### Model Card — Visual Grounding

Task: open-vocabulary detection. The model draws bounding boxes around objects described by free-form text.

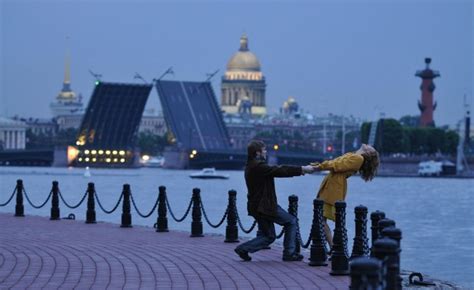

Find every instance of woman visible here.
[312,144,380,249]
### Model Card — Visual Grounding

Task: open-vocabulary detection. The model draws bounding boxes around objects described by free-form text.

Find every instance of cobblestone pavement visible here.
[0,213,349,289]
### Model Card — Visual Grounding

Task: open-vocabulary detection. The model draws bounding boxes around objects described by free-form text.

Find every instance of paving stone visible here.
[0,213,349,289]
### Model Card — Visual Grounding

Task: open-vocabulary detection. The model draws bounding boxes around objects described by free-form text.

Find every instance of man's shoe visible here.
[282,253,304,261]
[234,248,252,261]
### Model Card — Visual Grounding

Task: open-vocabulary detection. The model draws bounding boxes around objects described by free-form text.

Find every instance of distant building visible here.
[139,109,167,136]
[0,117,27,150]
[416,58,440,127]
[56,114,83,131]
[281,97,299,115]
[221,34,266,116]
[14,117,57,135]
[50,49,84,119]
[224,106,362,154]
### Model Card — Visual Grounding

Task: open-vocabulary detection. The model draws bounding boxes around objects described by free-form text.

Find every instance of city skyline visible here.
[1,0,472,127]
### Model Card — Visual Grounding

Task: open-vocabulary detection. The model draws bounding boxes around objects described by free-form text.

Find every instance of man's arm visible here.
[255,162,303,178]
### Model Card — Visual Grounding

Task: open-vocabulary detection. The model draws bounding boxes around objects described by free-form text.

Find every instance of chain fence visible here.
[95,191,123,214]
[59,190,88,209]
[234,206,257,234]
[166,196,193,222]
[201,201,228,228]
[0,187,17,207]
[130,192,159,218]
[23,188,52,209]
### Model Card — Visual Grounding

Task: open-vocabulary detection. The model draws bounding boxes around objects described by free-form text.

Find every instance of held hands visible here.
[301,165,315,174]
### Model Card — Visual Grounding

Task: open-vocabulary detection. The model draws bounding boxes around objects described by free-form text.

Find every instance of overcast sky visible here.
[1,0,472,126]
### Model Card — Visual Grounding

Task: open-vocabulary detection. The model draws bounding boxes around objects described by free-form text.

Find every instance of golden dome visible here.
[227,34,261,72]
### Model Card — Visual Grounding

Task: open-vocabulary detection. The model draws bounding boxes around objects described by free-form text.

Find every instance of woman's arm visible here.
[317,154,364,173]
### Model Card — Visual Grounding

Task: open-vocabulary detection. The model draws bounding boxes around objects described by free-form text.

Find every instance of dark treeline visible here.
[361,118,460,155]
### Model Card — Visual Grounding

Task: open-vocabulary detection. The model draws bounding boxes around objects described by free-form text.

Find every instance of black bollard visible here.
[378,218,395,238]
[85,183,96,224]
[225,190,239,243]
[191,188,204,237]
[370,210,385,253]
[372,237,400,290]
[50,181,60,220]
[309,198,328,266]
[156,186,169,232]
[350,257,383,290]
[121,184,132,228]
[330,201,350,275]
[350,205,369,259]
[15,179,24,217]
[382,227,403,289]
[288,195,300,254]
[381,227,402,247]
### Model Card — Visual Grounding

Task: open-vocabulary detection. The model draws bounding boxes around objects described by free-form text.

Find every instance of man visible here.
[234,140,315,261]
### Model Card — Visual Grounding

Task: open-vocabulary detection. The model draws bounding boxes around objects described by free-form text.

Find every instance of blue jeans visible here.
[236,205,297,256]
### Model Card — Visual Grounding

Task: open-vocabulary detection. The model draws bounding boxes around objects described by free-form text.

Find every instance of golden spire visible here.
[64,36,71,84]
[239,33,249,51]
[57,36,75,100]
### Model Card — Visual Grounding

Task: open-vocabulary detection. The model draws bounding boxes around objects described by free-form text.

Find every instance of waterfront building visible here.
[224,98,362,154]
[0,117,27,150]
[138,109,167,136]
[18,117,57,136]
[221,34,266,116]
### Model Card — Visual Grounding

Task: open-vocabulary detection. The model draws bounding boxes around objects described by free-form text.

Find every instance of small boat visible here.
[189,168,230,179]
[140,156,165,168]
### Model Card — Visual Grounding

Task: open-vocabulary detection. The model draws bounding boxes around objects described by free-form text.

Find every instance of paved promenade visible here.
[0,213,349,289]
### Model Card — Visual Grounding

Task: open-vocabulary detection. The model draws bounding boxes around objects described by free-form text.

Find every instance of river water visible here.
[0,166,473,288]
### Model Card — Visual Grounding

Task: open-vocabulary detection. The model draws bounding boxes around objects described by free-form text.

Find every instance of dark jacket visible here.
[245,159,302,218]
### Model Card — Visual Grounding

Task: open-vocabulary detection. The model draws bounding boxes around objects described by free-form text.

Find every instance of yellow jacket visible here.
[315,153,364,205]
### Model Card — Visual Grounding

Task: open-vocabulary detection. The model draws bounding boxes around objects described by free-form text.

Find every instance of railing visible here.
[1,179,405,289]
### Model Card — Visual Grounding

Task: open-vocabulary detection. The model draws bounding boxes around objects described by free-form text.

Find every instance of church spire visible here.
[57,36,75,101]
[64,42,71,84]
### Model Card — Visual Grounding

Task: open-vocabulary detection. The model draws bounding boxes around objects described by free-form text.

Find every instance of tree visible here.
[360,119,403,154]
[442,130,459,155]
[379,119,403,154]
[425,128,445,154]
[399,115,420,127]
[360,122,371,144]
[26,129,54,149]
[54,128,78,146]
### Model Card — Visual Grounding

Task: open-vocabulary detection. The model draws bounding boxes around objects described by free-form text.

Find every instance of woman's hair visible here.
[247,140,265,161]
[359,149,380,181]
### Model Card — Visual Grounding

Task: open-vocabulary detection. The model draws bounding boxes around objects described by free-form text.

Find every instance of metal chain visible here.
[297,223,313,248]
[362,217,370,256]
[201,202,228,228]
[0,187,17,207]
[320,213,329,254]
[95,191,123,214]
[58,190,88,209]
[234,207,257,234]
[23,188,52,209]
[342,213,350,257]
[130,192,159,218]
[165,196,193,222]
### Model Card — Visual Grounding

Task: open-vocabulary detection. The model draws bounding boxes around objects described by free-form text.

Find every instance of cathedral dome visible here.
[226,35,261,72]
